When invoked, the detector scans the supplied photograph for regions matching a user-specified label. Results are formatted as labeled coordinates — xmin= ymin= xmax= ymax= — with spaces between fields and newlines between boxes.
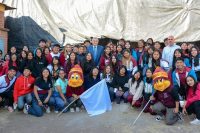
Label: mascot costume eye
xmin=68 ymin=65 xmax=84 ymax=88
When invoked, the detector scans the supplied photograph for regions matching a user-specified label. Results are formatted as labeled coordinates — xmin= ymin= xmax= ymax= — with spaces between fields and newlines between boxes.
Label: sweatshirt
xmin=186 ymin=83 xmax=200 ymax=108
xmin=128 ymin=79 xmax=144 ymax=101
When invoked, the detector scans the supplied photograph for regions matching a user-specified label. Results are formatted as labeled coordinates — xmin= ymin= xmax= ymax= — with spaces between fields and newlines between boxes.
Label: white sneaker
xmin=156 ymin=115 xmax=164 ymax=121
xmin=23 ymin=104 xmax=30 ymax=114
xmin=44 ymin=105 xmax=51 ymax=113
xmin=190 ymin=118 xmax=200 ymax=125
xmin=76 ymin=107 xmax=80 ymax=112
xmin=70 ymin=108 xmax=75 ymax=113
xmin=54 ymin=110 xmax=59 ymax=114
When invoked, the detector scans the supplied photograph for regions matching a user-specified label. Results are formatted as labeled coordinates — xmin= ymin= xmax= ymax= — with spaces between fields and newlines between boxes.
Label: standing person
xmin=60 ymin=44 xmax=72 ymax=67
xmin=154 ymin=41 xmax=162 ymax=52
xmin=0 ymin=50 xmax=4 ymax=75
xmin=183 ymin=76 xmax=200 ymax=125
xmin=77 ymin=45 xmax=85 ymax=63
xmin=110 ymin=55 xmax=121 ymax=74
xmin=142 ymin=46 xmax=154 ymax=75
xmin=24 ymin=68 xmax=55 ymax=117
xmin=44 ymin=47 xmax=51 ymax=62
xmin=111 ymin=65 xmax=129 ymax=104
xmin=33 ymin=48 xmax=48 ymax=77
xmin=127 ymin=71 xmax=144 ymax=107
xmin=46 ymin=44 xmax=61 ymax=64
xmin=26 ymin=51 xmax=35 ymax=77
xmin=13 ymin=67 xmax=35 ymax=112
xmin=22 ymin=45 xmax=29 ymax=53
xmin=34 ymin=39 xmax=46 ymax=55
xmin=53 ymin=69 xmax=68 ymax=113
xmin=162 ymin=35 xmax=180 ymax=68
xmin=181 ymin=42 xmax=189 ymax=58
xmin=9 ymin=46 xmax=17 ymax=56
xmin=99 ymin=46 xmax=111 ymax=72
xmin=116 ymin=44 xmax=123 ymax=61
xmin=135 ymin=39 xmax=146 ymax=71
xmin=163 ymin=38 xmax=168 ymax=47
xmin=189 ymin=46 xmax=200 ymax=81
xmin=0 ymin=66 xmax=17 ymax=112
xmin=125 ymin=41 xmax=132 ymax=51
xmin=87 ymin=37 xmax=104 ymax=66
xmin=18 ymin=50 xmax=27 ymax=74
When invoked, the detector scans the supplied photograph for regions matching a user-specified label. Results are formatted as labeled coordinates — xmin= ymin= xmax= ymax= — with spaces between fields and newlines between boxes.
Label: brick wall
xmin=0 ymin=11 xmax=4 ymax=28
xmin=0 ymin=10 xmax=8 ymax=53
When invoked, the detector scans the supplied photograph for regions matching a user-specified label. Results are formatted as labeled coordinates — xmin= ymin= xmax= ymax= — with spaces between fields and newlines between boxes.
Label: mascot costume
xmin=66 ymin=65 xmax=84 ymax=112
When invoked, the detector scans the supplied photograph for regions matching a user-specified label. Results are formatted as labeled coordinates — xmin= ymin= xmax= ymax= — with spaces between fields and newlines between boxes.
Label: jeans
xmin=115 ymin=91 xmax=129 ymax=104
xmin=108 ymin=87 xmax=115 ymax=102
xmin=54 ymin=95 xmax=69 ymax=111
xmin=186 ymin=100 xmax=200 ymax=119
xmin=68 ymin=97 xmax=82 ymax=108
xmin=17 ymin=93 xmax=32 ymax=110
xmin=0 ymin=88 xmax=13 ymax=106
xmin=28 ymin=94 xmax=55 ymax=117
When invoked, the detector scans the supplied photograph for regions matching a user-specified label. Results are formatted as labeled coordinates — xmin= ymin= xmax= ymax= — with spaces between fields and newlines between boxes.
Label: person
xmin=46 ymin=44 xmax=61 ymax=64
xmin=127 ymin=71 xmax=144 ymax=107
xmin=0 ymin=50 xmax=3 ymax=75
xmin=13 ymin=67 xmax=35 ymax=112
xmin=0 ymin=66 xmax=17 ymax=112
xmin=53 ymin=69 xmax=68 ymax=113
xmin=22 ymin=45 xmax=29 ymax=52
xmin=121 ymin=49 xmax=137 ymax=77
xmin=81 ymin=53 xmax=96 ymax=78
xmin=163 ymin=38 xmax=168 ymax=47
xmin=18 ymin=50 xmax=27 ymax=74
xmin=110 ymin=55 xmax=121 ymax=74
xmin=100 ymin=65 xmax=115 ymax=102
xmin=181 ymin=42 xmax=189 ymax=58
xmin=34 ymin=39 xmax=46 ymax=55
xmin=77 ymin=45 xmax=85 ymax=63
xmin=183 ymin=76 xmax=200 ymax=125
xmin=33 ymin=48 xmax=48 ymax=77
xmin=125 ymin=41 xmax=132 ymax=51
xmin=111 ymin=65 xmax=129 ymax=104
xmin=26 ymin=51 xmax=35 ymax=77
xmin=72 ymin=45 xmax=79 ymax=54
xmin=99 ymin=46 xmax=111 ymax=72
xmin=84 ymin=67 xmax=101 ymax=90
xmin=9 ymin=46 xmax=17 ymax=56
xmin=172 ymin=57 xmax=197 ymax=101
xmin=4 ymin=53 xmax=10 ymax=62
xmin=116 ymin=44 xmax=123 ymax=61
xmin=25 ymin=68 xmax=55 ymax=117
xmin=154 ymin=41 xmax=162 ymax=52
xmin=87 ymin=37 xmax=104 ymax=66
xmin=142 ymin=46 xmax=154 ymax=75
xmin=83 ymin=40 xmax=90 ymax=47
xmin=60 ymin=44 xmax=72 ymax=67
xmin=189 ymin=46 xmax=200 ymax=81
xmin=162 ymin=35 xmax=180 ymax=68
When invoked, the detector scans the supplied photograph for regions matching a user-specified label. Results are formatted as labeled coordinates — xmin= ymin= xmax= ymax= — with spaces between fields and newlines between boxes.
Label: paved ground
xmin=0 ymin=103 xmax=199 ymax=133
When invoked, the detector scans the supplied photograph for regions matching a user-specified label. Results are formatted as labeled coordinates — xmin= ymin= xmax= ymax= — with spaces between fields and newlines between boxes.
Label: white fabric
xmin=2 ymin=0 xmax=200 ymax=43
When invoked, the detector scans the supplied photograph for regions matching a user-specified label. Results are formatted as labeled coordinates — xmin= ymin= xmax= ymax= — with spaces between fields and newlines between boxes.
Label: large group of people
xmin=0 ymin=35 xmax=200 ymax=125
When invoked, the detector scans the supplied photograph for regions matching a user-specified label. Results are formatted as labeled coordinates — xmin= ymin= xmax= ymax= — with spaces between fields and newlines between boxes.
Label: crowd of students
xmin=0 ymin=36 xmax=200 ymax=125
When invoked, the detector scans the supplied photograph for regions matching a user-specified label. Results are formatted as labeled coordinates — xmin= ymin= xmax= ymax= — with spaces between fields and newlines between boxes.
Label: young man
xmin=46 ymin=44 xmax=61 ymax=64
xmin=13 ymin=67 xmax=35 ymax=113
xmin=77 ymin=45 xmax=85 ymax=63
xmin=0 ymin=66 xmax=17 ymax=112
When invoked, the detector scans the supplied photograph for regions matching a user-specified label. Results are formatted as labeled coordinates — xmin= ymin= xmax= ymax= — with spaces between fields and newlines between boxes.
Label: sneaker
xmin=54 ymin=110 xmax=59 ymax=114
xmin=23 ymin=104 xmax=30 ymax=114
xmin=70 ymin=108 xmax=75 ymax=113
xmin=7 ymin=106 xmax=14 ymax=113
xmin=44 ymin=105 xmax=51 ymax=113
xmin=177 ymin=112 xmax=184 ymax=123
xmin=190 ymin=118 xmax=200 ymax=125
xmin=76 ymin=107 xmax=80 ymax=112
xmin=156 ymin=115 xmax=164 ymax=121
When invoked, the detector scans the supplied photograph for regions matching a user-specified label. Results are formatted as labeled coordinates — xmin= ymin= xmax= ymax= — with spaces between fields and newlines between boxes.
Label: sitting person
xmin=13 ymin=67 xmax=35 ymax=113
xmin=182 ymin=76 xmax=200 ymax=125
xmin=127 ymin=71 xmax=144 ymax=107
xmin=84 ymin=67 xmax=100 ymax=90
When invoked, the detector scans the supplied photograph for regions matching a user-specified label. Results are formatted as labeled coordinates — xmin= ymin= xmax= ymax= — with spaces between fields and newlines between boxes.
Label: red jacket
xmin=0 ymin=61 xmax=17 ymax=76
xmin=66 ymin=85 xmax=84 ymax=97
xmin=186 ymin=83 xmax=200 ymax=108
xmin=13 ymin=75 xmax=35 ymax=103
xmin=59 ymin=52 xmax=66 ymax=67
xmin=99 ymin=55 xmax=111 ymax=71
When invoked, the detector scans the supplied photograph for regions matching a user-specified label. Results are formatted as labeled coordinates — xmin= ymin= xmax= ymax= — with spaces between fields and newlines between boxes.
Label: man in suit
xmin=87 ymin=37 xmax=104 ymax=66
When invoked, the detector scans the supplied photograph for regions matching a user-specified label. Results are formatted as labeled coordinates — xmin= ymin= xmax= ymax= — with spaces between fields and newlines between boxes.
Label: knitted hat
xmin=152 ymin=67 xmax=168 ymax=82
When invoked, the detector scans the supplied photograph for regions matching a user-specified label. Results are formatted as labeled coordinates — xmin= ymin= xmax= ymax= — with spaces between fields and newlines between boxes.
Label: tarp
xmin=1 ymin=0 xmax=200 ymax=45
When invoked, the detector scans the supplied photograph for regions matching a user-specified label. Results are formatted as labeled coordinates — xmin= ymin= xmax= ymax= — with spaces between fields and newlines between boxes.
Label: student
xmin=13 ymin=67 xmax=35 ymax=112
xmin=135 ymin=39 xmax=146 ymax=71
xmin=53 ymin=69 xmax=68 ymax=113
xmin=183 ymin=76 xmax=200 ymax=125
xmin=99 ymin=46 xmax=111 ymax=72
xmin=110 ymin=55 xmax=121 ymax=74
xmin=9 ymin=46 xmax=17 ymax=56
xmin=26 ymin=51 xmax=35 ymax=77
xmin=46 ymin=44 xmax=61 ymax=64
xmin=111 ymin=65 xmax=129 ymax=104
xmin=77 ymin=45 xmax=85 ymax=63
xmin=81 ymin=53 xmax=95 ymax=78
xmin=116 ymin=44 xmax=123 ymax=61
xmin=127 ymin=71 xmax=144 ymax=107
xmin=84 ymin=67 xmax=101 ymax=90
xmin=100 ymin=65 xmax=115 ymax=102
xmin=22 ymin=45 xmax=29 ymax=53
xmin=181 ymin=42 xmax=189 ymax=58
xmin=18 ymin=50 xmax=27 ymax=74
xmin=25 ymin=68 xmax=55 ymax=117
xmin=142 ymin=46 xmax=154 ymax=75
xmin=0 ymin=66 xmax=17 ymax=112
xmin=60 ymin=44 xmax=72 ymax=67
xmin=154 ymin=41 xmax=162 ymax=52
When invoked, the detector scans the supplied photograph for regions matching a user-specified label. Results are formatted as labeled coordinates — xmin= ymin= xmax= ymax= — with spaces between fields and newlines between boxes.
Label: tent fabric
xmin=1 ymin=0 xmax=200 ymax=44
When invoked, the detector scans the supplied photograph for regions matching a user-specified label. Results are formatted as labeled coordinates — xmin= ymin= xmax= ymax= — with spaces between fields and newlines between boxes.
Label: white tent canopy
xmin=2 ymin=0 xmax=200 ymax=44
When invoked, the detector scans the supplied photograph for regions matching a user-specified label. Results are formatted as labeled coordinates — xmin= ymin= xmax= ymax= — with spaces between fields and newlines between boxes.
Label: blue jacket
xmin=172 ymin=67 xmax=197 ymax=89
xmin=87 ymin=45 xmax=104 ymax=66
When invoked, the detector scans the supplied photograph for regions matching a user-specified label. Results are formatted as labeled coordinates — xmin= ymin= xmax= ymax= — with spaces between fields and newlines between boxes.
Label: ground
xmin=0 ymin=103 xmax=199 ymax=133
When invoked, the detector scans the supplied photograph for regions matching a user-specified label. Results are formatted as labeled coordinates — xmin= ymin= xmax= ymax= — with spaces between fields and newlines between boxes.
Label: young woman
xmin=110 ymin=55 xmax=121 ymax=74
xmin=146 ymin=38 xmax=154 ymax=46
xmin=64 ymin=52 xmax=79 ymax=77
xmin=142 ymin=46 xmax=154 ymax=75
xmin=99 ymin=46 xmax=111 ymax=72
xmin=154 ymin=41 xmax=162 ymax=52
xmin=23 ymin=45 xmax=29 ymax=52
xmin=111 ymin=65 xmax=129 ymax=104
xmin=47 ymin=56 xmax=62 ymax=81
xmin=60 ymin=44 xmax=72 ymax=67
xmin=44 ymin=47 xmax=51 ymax=64
xmin=183 ymin=76 xmax=200 ymax=125
xmin=4 ymin=54 xmax=10 ymax=62
xmin=127 ymin=71 xmax=144 ymax=107
xmin=121 ymin=49 xmax=137 ymax=77
xmin=81 ymin=52 xmax=96 ymax=78
xmin=18 ymin=50 xmax=27 ymax=74
xmin=125 ymin=41 xmax=132 ymax=51
xmin=84 ymin=67 xmax=101 ymax=90
xmin=9 ymin=46 xmax=17 ymax=56
xmin=135 ymin=39 xmax=146 ymax=71
xmin=181 ymin=42 xmax=189 ymax=58
xmin=24 ymin=68 xmax=55 ymax=117
xmin=190 ymin=46 xmax=200 ymax=81
xmin=53 ymin=69 xmax=68 ymax=113
xmin=26 ymin=51 xmax=35 ymax=76
xmin=0 ymin=53 xmax=18 ymax=76
xmin=116 ymin=44 xmax=123 ymax=61
xmin=100 ymin=65 xmax=115 ymax=102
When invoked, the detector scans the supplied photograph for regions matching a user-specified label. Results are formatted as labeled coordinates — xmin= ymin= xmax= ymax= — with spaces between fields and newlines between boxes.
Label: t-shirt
xmin=54 ymin=78 xmax=68 ymax=94
xmin=34 ymin=77 xmax=53 ymax=94
xmin=0 ymin=75 xmax=16 ymax=93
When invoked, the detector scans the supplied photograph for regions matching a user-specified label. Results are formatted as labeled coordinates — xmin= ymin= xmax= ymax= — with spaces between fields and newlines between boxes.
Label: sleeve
xmin=110 ymin=75 xmax=118 ymax=88
xmin=99 ymin=56 xmax=105 ymax=71
xmin=170 ymin=88 xmax=180 ymax=102
xmin=133 ymin=82 xmax=144 ymax=101
xmin=34 ymin=78 xmax=40 ymax=87
xmin=55 ymin=79 xmax=60 ymax=87
xmin=186 ymin=84 xmax=200 ymax=107
xmin=13 ymin=78 xmax=19 ymax=102
xmin=66 ymin=86 xmax=73 ymax=97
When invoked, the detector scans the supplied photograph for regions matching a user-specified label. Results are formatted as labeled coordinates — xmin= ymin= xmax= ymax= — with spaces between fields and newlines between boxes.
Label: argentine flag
xmin=80 ymin=79 xmax=112 ymax=116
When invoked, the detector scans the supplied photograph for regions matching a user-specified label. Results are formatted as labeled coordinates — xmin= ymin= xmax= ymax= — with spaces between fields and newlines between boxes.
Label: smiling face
xmin=68 ymin=72 xmax=83 ymax=88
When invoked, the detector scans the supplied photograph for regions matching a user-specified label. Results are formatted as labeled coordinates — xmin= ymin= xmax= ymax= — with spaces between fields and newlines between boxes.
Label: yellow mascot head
xmin=68 ymin=65 xmax=84 ymax=88
xmin=152 ymin=67 xmax=171 ymax=92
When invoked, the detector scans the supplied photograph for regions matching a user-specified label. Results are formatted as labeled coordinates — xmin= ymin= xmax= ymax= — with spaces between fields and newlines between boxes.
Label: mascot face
xmin=153 ymin=67 xmax=171 ymax=92
xmin=68 ymin=65 xmax=84 ymax=88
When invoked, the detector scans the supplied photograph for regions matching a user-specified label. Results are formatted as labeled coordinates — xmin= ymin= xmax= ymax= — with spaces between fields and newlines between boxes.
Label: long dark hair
xmin=118 ymin=65 xmax=127 ymax=76
xmin=131 ymin=71 xmax=143 ymax=88
xmin=9 ymin=53 xmax=18 ymax=68
xmin=172 ymin=49 xmax=183 ymax=71
xmin=145 ymin=68 xmax=153 ymax=83
xmin=41 ymin=68 xmax=52 ymax=83
xmin=143 ymin=46 xmax=154 ymax=65
xmin=152 ymin=49 xmax=161 ymax=71
xmin=51 ymin=56 xmax=60 ymax=68
xmin=66 ymin=52 xmax=78 ymax=67
xmin=186 ymin=75 xmax=198 ymax=95
xmin=103 ymin=46 xmax=111 ymax=58
xmin=190 ymin=46 xmax=200 ymax=67
xmin=89 ymin=67 xmax=100 ymax=79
